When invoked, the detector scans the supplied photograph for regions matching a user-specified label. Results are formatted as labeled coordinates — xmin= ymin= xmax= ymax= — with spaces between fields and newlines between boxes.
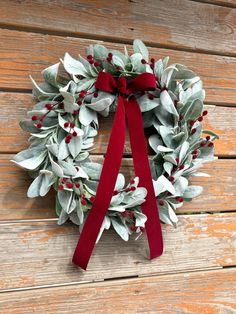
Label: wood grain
xmin=1 ymin=156 xmax=236 ymax=221
xmin=0 ymin=1 xmax=236 ymax=55
xmin=0 ymin=93 xmax=235 ymax=156
xmin=0 ymin=213 xmax=235 ymax=290
xmin=0 ymin=268 xmax=235 ymax=313
xmin=198 ymin=0 xmax=236 ymax=8
xmin=0 ymin=29 xmax=236 ymax=105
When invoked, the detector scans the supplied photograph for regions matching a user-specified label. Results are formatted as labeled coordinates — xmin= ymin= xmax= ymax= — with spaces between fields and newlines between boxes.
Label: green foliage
xmin=12 ymin=39 xmax=218 ymax=241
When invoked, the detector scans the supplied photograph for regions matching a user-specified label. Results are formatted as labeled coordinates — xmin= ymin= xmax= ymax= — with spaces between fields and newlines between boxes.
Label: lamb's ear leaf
xmin=63 ymin=53 xmax=89 ymax=77
xmin=183 ymin=185 xmax=203 ymax=198
xmin=111 ymin=218 xmax=129 ymax=241
xmin=27 ymin=174 xmax=43 ymax=198
xmin=57 ymin=189 xmax=73 ymax=214
xmin=96 ymin=216 xmax=111 ymax=243
xmin=58 ymin=210 xmax=69 ymax=225
xmin=68 ymin=135 xmax=83 ymax=159
xmin=42 ymin=62 xmax=60 ymax=87
xmin=133 ymin=39 xmax=149 ymax=61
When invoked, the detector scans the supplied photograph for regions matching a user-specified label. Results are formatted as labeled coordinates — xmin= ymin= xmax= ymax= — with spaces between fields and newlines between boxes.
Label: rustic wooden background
xmin=0 ymin=1 xmax=236 ymax=313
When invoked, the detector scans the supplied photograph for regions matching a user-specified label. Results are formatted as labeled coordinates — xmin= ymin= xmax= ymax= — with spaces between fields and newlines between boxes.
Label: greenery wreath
xmin=12 ymin=39 xmax=218 ymax=243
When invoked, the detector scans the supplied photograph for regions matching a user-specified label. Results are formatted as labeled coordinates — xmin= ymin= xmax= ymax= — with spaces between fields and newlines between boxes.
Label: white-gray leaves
xmin=160 ymin=90 xmax=178 ymax=117
xmin=138 ymin=94 xmax=160 ymax=112
xmin=183 ymin=186 xmax=203 ymax=199
xmin=79 ymin=105 xmax=98 ymax=126
xmin=133 ymin=39 xmax=149 ymax=61
xmin=153 ymin=175 xmax=176 ymax=196
xmin=57 ymin=189 xmax=75 ymax=214
xmin=27 ymin=170 xmax=54 ymax=198
xmin=63 ymin=53 xmax=89 ymax=78
xmin=111 ymin=218 xmax=129 ymax=241
xmin=12 ymin=148 xmax=47 ymax=170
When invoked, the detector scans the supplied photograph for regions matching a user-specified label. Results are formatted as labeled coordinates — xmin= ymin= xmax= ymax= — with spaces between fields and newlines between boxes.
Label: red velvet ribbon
xmin=72 ymin=72 xmax=163 ymax=270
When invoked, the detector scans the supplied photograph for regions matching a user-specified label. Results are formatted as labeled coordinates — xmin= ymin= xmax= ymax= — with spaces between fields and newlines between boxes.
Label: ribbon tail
xmin=72 ymin=96 xmax=126 ymax=270
xmin=125 ymin=97 xmax=163 ymax=259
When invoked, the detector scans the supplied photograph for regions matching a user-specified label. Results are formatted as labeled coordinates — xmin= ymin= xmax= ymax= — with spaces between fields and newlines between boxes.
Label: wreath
xmin=12 ymin=39 xmax=218 ymax=269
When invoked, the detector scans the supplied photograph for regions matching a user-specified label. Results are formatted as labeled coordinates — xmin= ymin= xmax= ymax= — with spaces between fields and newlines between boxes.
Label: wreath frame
xmin=12 ymin=39 xmax=218 ymax=243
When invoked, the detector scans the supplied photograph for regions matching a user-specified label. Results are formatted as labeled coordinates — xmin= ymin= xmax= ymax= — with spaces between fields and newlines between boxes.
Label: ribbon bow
xmin=73 ymin=72 xmax=163 ymax=270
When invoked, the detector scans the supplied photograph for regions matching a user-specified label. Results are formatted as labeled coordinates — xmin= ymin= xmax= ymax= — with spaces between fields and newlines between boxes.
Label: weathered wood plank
xmin=1 ymin=156 xmax=236 ymax=221
xmin=1 ymin=268 xmax=235 ymax=313
xmin=0 ymin=93 xmax=235 ymax=156
xmin=0 ymin=29 xmax=236 ymax=105
xmin=0 ymin=0 xmax=236 ymax=55
xmin=199 ymin=0 xmax=236 ymax=8
xmin=0 ymin=213 xmax=235 ymax=290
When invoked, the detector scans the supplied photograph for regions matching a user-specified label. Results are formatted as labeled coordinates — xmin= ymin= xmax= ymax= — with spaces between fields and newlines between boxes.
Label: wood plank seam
xmin=189 ymin=0 xmax=236 ymax=9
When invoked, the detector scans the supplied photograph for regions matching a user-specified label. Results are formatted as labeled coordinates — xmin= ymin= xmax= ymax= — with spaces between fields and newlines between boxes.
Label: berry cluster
xmin=31 ymin=102 xmax=57 ymax=129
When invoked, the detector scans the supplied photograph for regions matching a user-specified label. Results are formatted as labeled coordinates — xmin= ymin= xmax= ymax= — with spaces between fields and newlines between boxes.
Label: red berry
xmin=208 ymin=142 xmax=214 ymax=147
xmin=179 ymin=164 xmax=185 ymax=170
xmin=61 ymin=177 xmax=67 ymax=183
xmin=31 ymin=115 xmax=38 ymax=121
xmin=66 ymin=181 xmax=73 ymax=189
xmin=193 ymin=154 xmax=198 ymax=159
xmin=206 ymin=135 xmax=211 ymax=141
xmin=141 ymin=59 xmax=146 ymax=64
xmin=74 ymin=182 xmax=80 ymax=188
xmin=72 ymin=131 xmax=77 ymax=137
xmin=189 ymin=120 xmax=195 ymax=126
xmin=130 ymin=225 xmax=137 ymax=232
xmin=113 ymin=190 xmax=119 ymax=195
xmin=73 ymin=110 xmax=79 ymax=115
xmin=151 ymin=58 xmax=155 ymax=63
xmin=79 ymin=91 xmax=86 ymax=98
xmin=159 ymin=200 xmax=164 ymax=206
xmin=77 ymin=100 xmax=82 ymax=106
xmin=108 ymin=52 xmax=113 ymax=58
xmin=130 ymin=179 xmax=135 ymax=184
xmin=130 ymin=186 xmax=136 ymax=191
xmin=90 ymin=196 xmax=95 ymax=202
xmin=176 ymin=196 xmax=184 ymax=202
xmin=81 ymin=198 xmax=87 ymax=206
xmin=169 ymin=176 xmax=175 ymax=182
xmin=200 ymin=141 xmax=205 ymax=147
xmin=179 ymin=114 xmax=184 ymax=121
xmin=87 ymin=55 xmax=93 ymax=60
xmin=106 ymin=57 xmax=112 ymax=62
xmin=121 ymin=211 xmax=128 ymax=218
xmin=192 ymin=149 xmax=198 ymax=155
xmin=45 ymin=103 xmax=53 ymax=110
xmin=175 ymin=157 xmax=180 ymax=164
xmin=202 ymin=110 xmax=208 ymax=116
xmin=64 ymin=122 xmax=69 ymax=128
xmin=58 ymin=184 xmax=64 ymax=190
xmin=58 ymin=102 xmax=64 ymax=109
xmin=140 ymin=227 xmax=145 ymax=233
xmin=89 ymin=60 xmax=94 ymax=64
xmin=129 ymin=211 xmax=134 ymax=219
xmin=93 ymin=92 xmax=98 ymax=98
xmin=36 ymin=123 xmax=42 ymax=129
xmin=148 ymin=95 xmax=154 ymax=100
xmin=150 ymin=63 xmax=154 ymax=69
xmin=191 ymin=128 xmax=197 ymax=134
xmin=65 ymin=138 xmax=70 ymax=144
xmin=94 ymin=61 xmax=100 ymax=67
xmin=198 ymin=116 xmax=203 ymax=122
xmin=70 ymin=122 xmax=75 ymax=128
